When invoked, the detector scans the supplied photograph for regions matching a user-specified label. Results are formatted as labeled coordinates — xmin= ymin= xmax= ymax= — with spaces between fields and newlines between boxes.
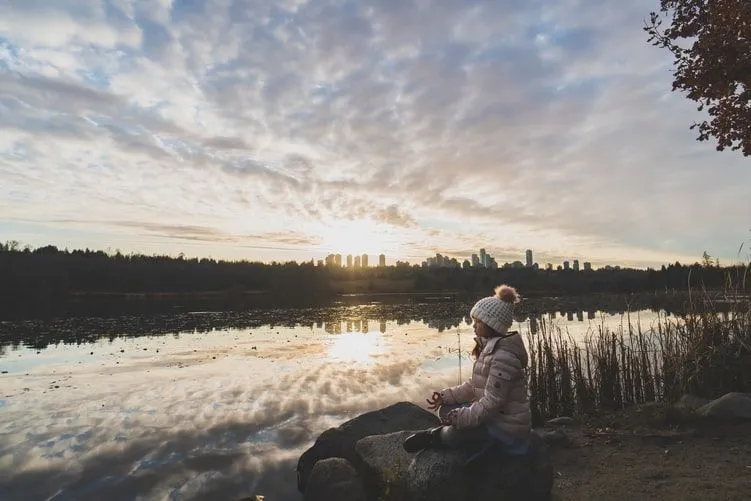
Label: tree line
xmin=1 ymin=242 xmax=748 ymax=319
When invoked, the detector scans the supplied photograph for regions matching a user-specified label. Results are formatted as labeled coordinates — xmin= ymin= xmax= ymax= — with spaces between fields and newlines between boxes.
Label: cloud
xmin=373 ymin=204 xmax=416 ymax=228
xmin=1 ymin=0 xmax=750 ymax=267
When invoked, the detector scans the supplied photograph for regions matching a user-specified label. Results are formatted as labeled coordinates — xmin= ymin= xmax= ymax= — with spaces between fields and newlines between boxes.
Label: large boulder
xmin=304 ymin=457 xmax=367 ymax=501
xmin=697 ymin=392 xmax=751 ymax=420
xmin=297 ymin=401 xmax=553 ymax=501
xmin=355 ymin=430 xmax=553 ymax=501
xmin=676 ymin=393 xmax=711 ymax=411
xmin=297 ymin=402 xmax=440 ymax=493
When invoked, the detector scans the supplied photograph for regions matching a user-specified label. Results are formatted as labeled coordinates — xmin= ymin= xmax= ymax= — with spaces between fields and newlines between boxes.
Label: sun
xmin=317 ymin=219 xmax=399 ymax=257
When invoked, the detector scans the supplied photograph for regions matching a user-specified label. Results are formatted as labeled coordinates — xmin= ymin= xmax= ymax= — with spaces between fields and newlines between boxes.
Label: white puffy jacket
xmin=440 ymin=333 xmax=531 ymax=438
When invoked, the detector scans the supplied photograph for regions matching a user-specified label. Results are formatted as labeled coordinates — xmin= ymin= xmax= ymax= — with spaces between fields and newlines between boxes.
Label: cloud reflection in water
xmin=0 ymin=308 xmax=670 ymax=500
xmin=0 ymin=321 xmax=460 ymax=501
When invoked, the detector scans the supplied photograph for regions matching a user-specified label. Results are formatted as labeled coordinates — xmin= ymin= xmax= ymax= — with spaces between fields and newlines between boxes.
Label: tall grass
xmin=527 ymin=286 xmax=751 ymax=422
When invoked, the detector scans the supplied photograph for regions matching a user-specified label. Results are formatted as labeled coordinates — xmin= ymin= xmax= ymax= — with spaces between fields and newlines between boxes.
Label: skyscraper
xmin=378 ymin=254 xmax=386 ymax=267
xmin=361 ymin=254 xmax=368 ymax=267
xmin=563 ymin=260 xmax=570 ymax=270
xmin=346 ymin=254 xmax=353 ymax=268
xmin=479 ymin=248 xmax=487 ymax=268
xmin=334 ymin=254 xmax=342 ymax=267
xmin=471 ymin=253 xmax=480 ymax=267
xmin=583 ymin=262 xmax=592 ymax=271
xmin=525 ymin=249 xmax=533 ymax=267
xmin=573 ymin=259 xmax=580 ymax=272
xmin=354 ymin=255 xmax=361 ymax=268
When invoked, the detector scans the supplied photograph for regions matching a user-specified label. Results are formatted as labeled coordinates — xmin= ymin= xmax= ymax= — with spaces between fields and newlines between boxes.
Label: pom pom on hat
xmin=495 ymin=285 xmax=520 ymax=303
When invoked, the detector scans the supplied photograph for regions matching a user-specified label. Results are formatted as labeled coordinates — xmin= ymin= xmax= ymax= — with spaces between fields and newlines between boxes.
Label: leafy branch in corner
xmin=644 ymin=0 xmax=751 ymax=156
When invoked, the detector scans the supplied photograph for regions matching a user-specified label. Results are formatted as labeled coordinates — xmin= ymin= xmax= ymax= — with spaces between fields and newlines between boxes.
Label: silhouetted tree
xmin=645 ymin=1 xmax=751 ymax=155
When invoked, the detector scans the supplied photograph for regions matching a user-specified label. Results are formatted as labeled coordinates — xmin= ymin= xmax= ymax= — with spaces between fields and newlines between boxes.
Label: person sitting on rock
xmin=403 ymin=285 xmax=531 ymax=455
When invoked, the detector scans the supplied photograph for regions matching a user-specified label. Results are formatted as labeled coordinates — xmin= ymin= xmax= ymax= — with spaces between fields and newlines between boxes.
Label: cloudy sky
xmin=1 ymin=0 xmax=749 ymax=268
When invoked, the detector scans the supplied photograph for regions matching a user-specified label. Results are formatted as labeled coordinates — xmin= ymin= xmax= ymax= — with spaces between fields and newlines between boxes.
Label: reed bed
xmin=526 ymin=287 xmax=751 ymax=422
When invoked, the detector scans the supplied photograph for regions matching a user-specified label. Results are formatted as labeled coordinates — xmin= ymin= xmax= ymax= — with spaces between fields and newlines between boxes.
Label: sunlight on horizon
xmin=315 ymin=219 xmax=404 ymax=257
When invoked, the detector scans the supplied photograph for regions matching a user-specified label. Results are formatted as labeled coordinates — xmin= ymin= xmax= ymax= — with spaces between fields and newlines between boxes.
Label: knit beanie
xmin=470 ymin=285 xmax=519 ymax=335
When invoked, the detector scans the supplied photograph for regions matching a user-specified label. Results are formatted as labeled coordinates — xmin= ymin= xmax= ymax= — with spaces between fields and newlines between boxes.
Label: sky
xmin=0 ymin=0 xmax=749 ymax=269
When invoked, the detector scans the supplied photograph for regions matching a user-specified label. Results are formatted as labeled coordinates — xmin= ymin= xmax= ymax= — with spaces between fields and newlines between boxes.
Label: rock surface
xmin=697 ymin=392 xmax=751 ymax=419
xmin=676 ymin=393 xmax=712 ymax=410
xmin=546 ymin=416 xmax=577 ymax=427
xmin=297 ymin=401 xmax=553 ymax=501
xmin=355 ymin=430 xmax=553 ymax=501
xmin=296 ymin=401 xmax=440 ymax=493
xmin=534 ymin=428 xmax=570 ymax=447
xmin=304 ymin=457 xmax=367 ymax=501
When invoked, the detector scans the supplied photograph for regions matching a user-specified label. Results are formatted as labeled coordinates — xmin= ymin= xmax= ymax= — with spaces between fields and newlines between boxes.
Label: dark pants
xmin=437 ymin=404 xmax=530 ymax=456
xmin=437 ymin=404 xmax=492 ymax=449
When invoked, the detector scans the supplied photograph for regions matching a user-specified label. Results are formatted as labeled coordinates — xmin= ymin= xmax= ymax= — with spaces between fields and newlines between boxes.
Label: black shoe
xmin=403 ymin=427 xmax=442 ymax=453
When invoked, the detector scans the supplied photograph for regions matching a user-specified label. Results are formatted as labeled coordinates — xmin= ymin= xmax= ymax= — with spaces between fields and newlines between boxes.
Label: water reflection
xmin=0 ymin=298 xmax=712 ymax=501
xmin=327 ymin=331 xmax=385 ymax=364
xmin=0 ymin=296 xmax=704 ymax=351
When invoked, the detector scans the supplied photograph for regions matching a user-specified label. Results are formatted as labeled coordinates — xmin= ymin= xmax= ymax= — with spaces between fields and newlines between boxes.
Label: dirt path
xmin=550 ymin=419 xmax=751 ymax=500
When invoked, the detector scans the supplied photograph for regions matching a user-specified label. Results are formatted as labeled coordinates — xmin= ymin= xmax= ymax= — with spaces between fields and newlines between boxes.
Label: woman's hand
xmin=426 ymin=391 xmax=443 ymax=411
xmin=442 ymin=409 xmax=459 ymax=426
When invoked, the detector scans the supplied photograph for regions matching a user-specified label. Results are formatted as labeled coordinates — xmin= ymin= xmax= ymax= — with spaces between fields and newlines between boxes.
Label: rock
xmin=546 ymin=416 xmax=577 ymax=427
xmin=697 ymin=392 xmax=751 ymax=420
xmin=533 ymin=428 xmax=570 ymax=447
xmin=676 ymin=394 xmax=711 ymax=411
xmin=304 ymin=458 xmax=367 ymax=501
xmin=297 ymin=401 xmax=439 ymax=493
xmin=355 ymin=430 xmax=553 ymax=501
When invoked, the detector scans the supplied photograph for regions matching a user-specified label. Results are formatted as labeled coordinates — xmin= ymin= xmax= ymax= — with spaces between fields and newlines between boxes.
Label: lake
xmin=0 ymin=299 xmax=675 ymax=501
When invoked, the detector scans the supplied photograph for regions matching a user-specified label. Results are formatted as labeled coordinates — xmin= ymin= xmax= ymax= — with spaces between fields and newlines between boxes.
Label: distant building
xmin=361 ymin=254 xmax=368 ymax=267
xmin=346 ymin=254 xmax=353 ymax=268
xmin=426 ymin=253 xmax=460 ymax=268
xmin=378 ymin=254 xmax=386 ymax=267
xmin=583 ymin=262 xmax=592 ymax=271
xmin=334 ymin=254 xmax=342 ymax=267
xmin=563 ymin=261 xmax=570 ymax=270
xmin=325 ymin=254 xmax=335 ymax=266
xmin=354 ymin=255 xmax=361 ymax=268
xmin=525 ymin=249 xmax=533 ymax=267
xmin=471 ymin=253 xmax=480 ymax=268
xmin=573 ymin=259 xmax=580 ymax=272
xmin=317 ymin=259 xmax=324 ymax=267
xmin=479 ymin=248 xmax=487 ymax=268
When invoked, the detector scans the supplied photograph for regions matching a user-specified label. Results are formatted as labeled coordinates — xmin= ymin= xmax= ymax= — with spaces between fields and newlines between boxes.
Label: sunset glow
xmin=0 ymin=1 xmax=749 ymax=268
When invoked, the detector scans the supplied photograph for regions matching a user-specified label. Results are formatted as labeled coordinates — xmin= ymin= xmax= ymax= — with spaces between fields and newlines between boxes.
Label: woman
xmin=403 ymin=285 xmax=531 ymax=454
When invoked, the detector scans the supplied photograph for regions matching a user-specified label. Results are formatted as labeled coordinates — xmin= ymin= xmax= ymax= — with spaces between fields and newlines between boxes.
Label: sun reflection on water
xmin=327 ymin=331 xmax=385 ymax=364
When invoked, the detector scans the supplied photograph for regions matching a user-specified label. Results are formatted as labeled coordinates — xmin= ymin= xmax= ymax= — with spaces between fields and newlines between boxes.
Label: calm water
xmin=0 ymin=303 xmax=671 ymax=501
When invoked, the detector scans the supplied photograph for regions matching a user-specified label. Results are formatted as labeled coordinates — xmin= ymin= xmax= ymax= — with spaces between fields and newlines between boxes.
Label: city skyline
xmin=315 ymin=247 xmax=645 ymax=270
xmin=1 ymin=1 xmax=750 ymax=270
